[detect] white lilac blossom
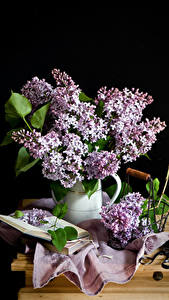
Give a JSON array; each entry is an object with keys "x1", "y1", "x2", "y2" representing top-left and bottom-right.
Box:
[
  {"x1": 100, "y1": 192, "x2": 151, "y2": 248},
  {"x1": 12, "y1": 69, "x2": 166, "y2": 188}
]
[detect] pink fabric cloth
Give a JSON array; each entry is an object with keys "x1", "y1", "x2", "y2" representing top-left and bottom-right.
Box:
[
  {"x1": 33, "y1": 219, "x2": 169, "y2": 295},
  {"x1": 0, "y1": 198, "x2": 169, "y2": 295}
]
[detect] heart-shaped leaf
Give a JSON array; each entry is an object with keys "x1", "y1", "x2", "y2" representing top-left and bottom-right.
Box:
[
  {"x1": 5, "y1": 92, "x2": 32, "y2": 126},
  {"x1": 52, "y1": 203, "x2": 68, "y2": 219},
  {"x1": 64, "y1": 226, "x2": 78, "y2": 241},
  {"x1": 49, "y1": 228, "x2": 67, "y2": 252},
  {"x1": 15, "y1": 146, "x2": 40, "y2": 176},
  {"x1": 79, "y1": 92, "x2": 93, "y2": 102},
  {"x1": 15, "y1": 147, "x2": 30, "y2": 176},
  {"x1": 16, "y1": 158, "x2": 40, "y2": 176},
  {"x1": 30, "y1": 102, "x2": 50, "y2": 130}
]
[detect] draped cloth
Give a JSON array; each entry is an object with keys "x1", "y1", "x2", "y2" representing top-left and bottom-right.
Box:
[{"x1": 0, "y1": 198, "x2": 169, "y2": 296}]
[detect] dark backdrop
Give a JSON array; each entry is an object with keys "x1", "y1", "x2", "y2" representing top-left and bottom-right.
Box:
[
  {"x1": 0, "y1": 7, "x2": 169, "y2": 298},
  {"x1": 0, "y1": 8, "x2": 169, "y2": 212}
]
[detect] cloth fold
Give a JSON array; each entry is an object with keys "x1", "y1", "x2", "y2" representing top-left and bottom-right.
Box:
[
  {"x1": 33, "y1": 218, "x2": 169, "y2": 295},
  {"x1": 0, "y1": 198, "x2": 169, "y2": 296}
]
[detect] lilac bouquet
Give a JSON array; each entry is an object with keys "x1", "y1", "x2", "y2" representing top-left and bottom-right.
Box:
[
  {"x1": 1, "y1": 69, "x2": 166, "y2": 199},
  {"x1": 100, "y1": 192, "x2": 151, "y2": 249}
]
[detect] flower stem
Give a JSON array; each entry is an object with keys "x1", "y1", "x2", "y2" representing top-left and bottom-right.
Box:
[
  {"x1": 23, "y1": 117, "x2": 33, "y2": 132},
  {"x1": 158, "y1": 165, "x2": 169, "y2": 207}
]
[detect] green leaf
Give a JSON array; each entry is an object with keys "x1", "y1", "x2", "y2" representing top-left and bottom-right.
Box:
[
  {"x1": 13, "y1": 210, "x2": 24, "y2": 218},
  {"x1": 50, "y1": 181, "x2": 70, "y2": 202},
  {"x1": 15, "y1": 146, "x2": 40, "y2": 176},
  {"x1": 64, "y1": 226, "x2": 78, "y2": 240},
  {"x1": 52, "y1": 203, "x2": 68, "y2": 219},
  {"x1": 149, "y1": 210, "x2": 158, "y2": 233},
  {"x1": 79, "y1": 92, "x2": 93, "y2": 102},
  {"x1": 95, "y1": 100, "x2": 104, "y2": 117},
  {"x1": 5, "y1": 92, "x2": 32, "y2": 126},
  {"x1": 146, "y1": 178, "x2": 160, "y2": 198},
  {"x1": 141, "y1": 198, "x2": 149, "y2": 213},
  {"x1": 48, "y1": 229, "x2": 56, "y2": 239},
  {"x1": 48, "y1": 228, "x2": 67, "y2": 252},
  {"x1": 143, "y1": 153, "x2": 151, "y2": 160},
  {"x1": 16, "y1": 158, "x2": 40, "y2": 176},
  {"x1": 85, "y1": 141, "x2": 95, "y2": 153},
  {"x1": 95, "y1": 136, "x2": 111, "y2": 151},
  {"x1": 52, "y1": 205, "x2": 61, "y2": 218},
  {"x1": 82, "y1": 179, "x2": 99, "y2": 199},
  {"x1": 39, "y1": 220, "x2": 49, "y2": 224},
  {"x1": 15, "y1": 147, "x2": 30, "y2": 176},
  {"x1": 0, "y1": 128, "x2": 21, "y2": 146},
  {"x1": 155, "y1": 198, "x2": 169, "y2": 215},
  {"x1": 30, "y1": 102, "x2": 50, "y2": 130},
  {"x1": 103, "y1": 182, "x2": 132, "y2": 203}
]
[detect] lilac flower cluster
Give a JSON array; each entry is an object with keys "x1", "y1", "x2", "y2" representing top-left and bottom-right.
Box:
[
  {"x1": 12, "y1": 68, "x2": 166, "y2": 187},
  {"x1": 19, "y1": 208, "x2": 49, "y2": 226},
  {"x1": 84, "y1": 151, "x2": 120, "y2": 179},
  {"x1": 100, "y1": 192, "x2": 150, "y2": 248},
  {"x1": 12, "y1": 129, "x2": 88, "y2": 188},
  {"x1": 21, "y1": 77, "x2": 55, "y2": 110},
  {"x1": 96, "y1": 87, "x2": 166, "y2": 163},
  {"x1": 22, "y1": 70, "x2": 108, "y2": 143}
]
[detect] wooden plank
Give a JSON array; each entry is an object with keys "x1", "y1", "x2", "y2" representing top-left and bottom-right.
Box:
[
  {"x1": 17, "y1": 270, "x2": 169, "y2": 299},
  {"x1": 17, "y1": 286, "x2": 169, "y2": 300},
  {"x1": 11, "y1": 254, "x2": 33, "y2": 272},
  {"x1": 17, "y1": 292, "x2": 169, "y2": 300}
]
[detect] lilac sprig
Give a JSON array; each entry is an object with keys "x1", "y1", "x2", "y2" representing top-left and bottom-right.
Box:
[
  {"x1": 19, "y1": 208, "x2": 50, "y2": 226},
  {"x1": 21, "y1": 77, "x2": 55, "y2": 110},
  {"x1": 100, "y1": 192, "x2": 151, "y2": 248},
  {"x1": 96, "y1": 86, "x2": 166, "y2": 163}
]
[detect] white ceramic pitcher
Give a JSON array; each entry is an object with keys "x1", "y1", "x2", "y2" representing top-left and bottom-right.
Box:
[{"x1": 59, "y1": 174, "x2": 121, "y2": 224}]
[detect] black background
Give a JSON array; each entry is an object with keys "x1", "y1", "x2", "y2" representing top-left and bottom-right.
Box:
[
  {"x1": 1, "y1": 7, "x2": 169, "y2": 213},
  {"x1": 0, "y1": 6, "x2": 169, "y2": 297}
]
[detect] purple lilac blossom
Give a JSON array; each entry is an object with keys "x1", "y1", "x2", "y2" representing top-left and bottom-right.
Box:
[
  {"x1": 96, "y1": 87, "x2": 166, "y2": 163},
  {"x1": 12, "y1": 130, "x2": 88, "y2": 188},
  {"x1": 50, "y1": 69, "x2": 108, "y2": 142},
  {"x1": 42, "y1": 133, "x2": 88, "y2": 188},
  {"x1": 19, "y1": 208, "x2": 49, "y2": 226},
  {"x1": 84, "y1": 150, "x2": 120, "y2": 179},
  {"x1": 100, "y1": 192, "x2": 151, "y2": 248},
  {"x1": 21, "y1": 77, "x2": 55, "y2": 110},
  {"x1": 12, "y1": 69, "x2": 166, "y2": 189}
]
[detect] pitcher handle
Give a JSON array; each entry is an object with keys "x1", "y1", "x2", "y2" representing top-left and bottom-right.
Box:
[{"x1": 109, "y1": 174, "x2": 122, "y2": 205}]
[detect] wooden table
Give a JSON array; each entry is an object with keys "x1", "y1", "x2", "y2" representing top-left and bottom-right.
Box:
[
  {"x1": 11, "y1": 199, "x2": 169, "y2": 299},
  {"x1": 11, "y1": 251, "x2": 169, "y2": 300}
]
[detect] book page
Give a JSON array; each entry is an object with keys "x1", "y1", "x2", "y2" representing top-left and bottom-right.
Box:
[
  {"x1": 40, "y1": 216, "x2": 89, "y2": 238},
  {"x1": 0, "y1": 214, "x2": 89, "y2": 239},
  {"x1": 0, "y1": 214, "x2": 51, "y2": 241}
]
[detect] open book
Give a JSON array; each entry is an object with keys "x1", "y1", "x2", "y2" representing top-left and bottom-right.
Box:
[{"x1": 0, "y1": 214, "x2": 91, "y2": 255}]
